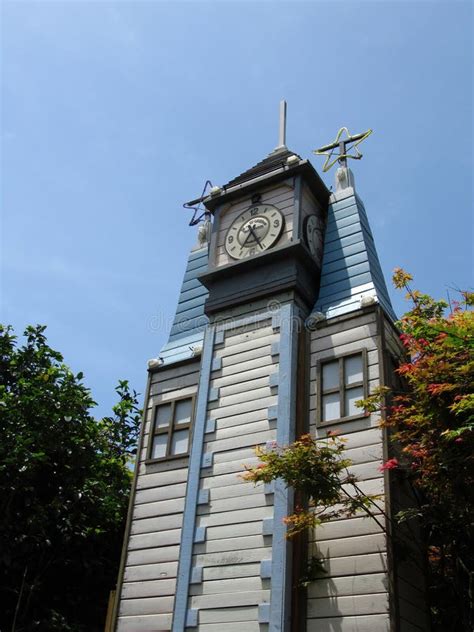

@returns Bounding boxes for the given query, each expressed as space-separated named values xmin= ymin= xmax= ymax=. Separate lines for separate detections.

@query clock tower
xmin=199 ymin=143 xmax=329 ymax=315
xmin=111 ymin=108 xmax=429 ymax=632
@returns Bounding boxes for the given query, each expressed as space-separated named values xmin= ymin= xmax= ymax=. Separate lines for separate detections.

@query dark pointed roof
xmin=223 ymin=146 xmax=301 ymax=188
xmin=202 ymin=145 xmax=329 ymax=212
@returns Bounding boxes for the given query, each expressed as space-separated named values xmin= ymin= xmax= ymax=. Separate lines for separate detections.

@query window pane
xmin=322 ymin=361 xmax=339 ymax=391
xmin=155 ymin=403 xmax=172 ymax=428
xmin=175 ymin=399 xmax=192 ymax=426
xmin=171 ymin=429 xmax=189 ymax=455
xmin=345 ymin=386 xmax=364 ymax=417
xmin=345 ymin=354 xmax=363 ymax=385
xmin=151 ymin=434 xmax=168 ymax=459
xmin=322 ymin=392 xmax=340 ymax=422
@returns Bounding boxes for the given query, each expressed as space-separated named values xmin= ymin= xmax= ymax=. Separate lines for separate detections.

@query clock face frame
xmin=224 ymin=204 xmax=285 ymax=260
xmin=305 ymin=214 xmax=324 ymax=261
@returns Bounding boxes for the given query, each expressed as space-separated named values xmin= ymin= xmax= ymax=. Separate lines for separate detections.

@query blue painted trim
xmin=194 ymin=526 xmax=206 ymax=543
xmin=161 ymin=331 xmax=204 ymax=351
xmin=201 ymin=452 xmax=214 ymax=468
xmin=174 ymin=295 xmax=208 ymax=315
xmin=182 ymin=261 xmax=208 ymax=282
xmin=197 ymin=488 xmax=210 ymax=505
xmin=269 ymin=302 xmax=298 ymax=632
xmin=172 ymin=305 xmax=207 ymax=324
xmin=214 ymin=330 xmax=225 ymax=345
xmin=259 ymin=604 xmax=271 ymax=624
xmin=322 ymin=249 xmax=367 ymax=276
xmin=171 ymin=325 xmax=215 ymax=632
xmin=190 ymin=566 xmax=203 ymax=585
xmin=268 ymin=405 xmax=278 ymax=421
xmin=205 ymin=418 xmax=216 ymax=434
xmin=271 ymin=313 xmax=281 ymax=330
xmin=264 ymin=481 xmax=275 ymax=495
xmin=211 ymin=356 xmax=222 ymax=371
xmin=269 ymin=372 xmax=279 ymax=388
xmin=179 ymin=276 xmax=205 ymax=293
xmin=319 ymin=260 xmax=370 ymax=285
xmin=208 ymin=387 xmax=219 ymax=402
xmin=168 ymin=321 xmax=207 ymax=340
xmin=314 ymin=191 xmax=396 ymax=322
xmin=185 ymin=608 xmax=198 ymax=627
xmin=260 ymin=559 xmax=272 ymax=579
xmin=262 ymin=517 xmax=274 ymax=536
xmin=271 ymin=341 xmax=280 ymax=356
xmin=178 ymin=284 xmax=209 ymax=303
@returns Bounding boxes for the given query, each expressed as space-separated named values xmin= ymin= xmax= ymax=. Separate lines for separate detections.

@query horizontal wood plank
xmin=128 ymin=528 xmax=182 ymax=550
xmin=126 ymin=545 xmax=180 ymax=567
xmin=202 ymin=563 xmax=261 ymax=582
xmin=314 ymin=514 xmax=385 ymax=542
xmin=306 ymin=614 xmax=390 ymax=632
xmin=313 ymin=533 xmax=387 ymax=559
xmin=194 ymin=534 xmax=270 ymax=555
xmin=134 ymin=482 xmax=187 ymax=505
xmin=119 ymin=595 xmax=174 ymax=616
xmin=197 ymin=506 xmax=273 ymax=528
xmin=189 ymin=576 xmax=264 ymax=596
xmin=199 ymin=605 xmax=258 ymax=624
xmin=123 ymin=561 xmax=178 ymax=582
xmin=131 ymin=514 xmax=182 ymax=534
xmin=121 ymin=578 xmax=176 ymax=599
xmin=116 ymin=613 xmax=172 ymax=632
xmin=190 ymin=589 xmax=270 ymax=609
xmin=194 ymin=546 xmax=272 ymax=567
xmin=313 ymin=552 xmax=388 ymax=578
xmin=307 ymin=592 xmax=389 ymax=618
xmin=308 ymin=572 xmax=388 ymax=598
xmin=133 ymin=497 xmax=185 ymax=520
xmin=136 ymin=468 xmax=189 ymax=490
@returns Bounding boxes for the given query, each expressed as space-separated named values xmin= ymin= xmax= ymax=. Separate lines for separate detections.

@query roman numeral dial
xmin=304 ymin=214 xmax=325 ymax=261
xmin=225 ymin=204 xmax=285 ymax=260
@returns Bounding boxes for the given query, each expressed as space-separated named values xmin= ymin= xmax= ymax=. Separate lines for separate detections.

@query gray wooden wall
xmin=308 ymin=309 xmax=391 ymax=632
xmin=115 ymin=361 xmax=201 ymax=632
xmin=185 ymin=314 xmax=279 ymax=631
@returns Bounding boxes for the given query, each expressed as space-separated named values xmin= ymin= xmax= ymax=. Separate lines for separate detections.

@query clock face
xmin=224 ymin=204 xmax=284 ymax=260
xmin=305 ymin=214 xmax=324 ymax=261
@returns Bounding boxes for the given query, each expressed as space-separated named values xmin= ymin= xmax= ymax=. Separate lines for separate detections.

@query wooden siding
xmin=182 ymin=316 xmax=278 ymax=628
xmin=313 ymin=188 xmax=397 ymax=321
xmin=213 ymin=181 xmax=295 ymax=268
xmin=307 ymin=308 xmax=391 ymax=631
xmin=115 ymin=362 xmax=201 ymax=632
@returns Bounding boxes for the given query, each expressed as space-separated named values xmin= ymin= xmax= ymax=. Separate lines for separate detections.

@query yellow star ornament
xmin=313 ymin=127 xmax=373 ymax=173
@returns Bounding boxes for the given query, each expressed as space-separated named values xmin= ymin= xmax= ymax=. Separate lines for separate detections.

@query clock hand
xmin=249 ymin=225 xmax=264 ymax=250
xmin=242 ymin=228 xmax=254 ymax=247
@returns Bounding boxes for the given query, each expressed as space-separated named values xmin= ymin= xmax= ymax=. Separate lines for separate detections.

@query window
xmin=318 ymin=351 xmax=367 ymax=424
xmin=148 ymin=396 xmax=195 ymax=461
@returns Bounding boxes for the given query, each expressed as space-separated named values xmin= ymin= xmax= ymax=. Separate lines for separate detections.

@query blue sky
xmin=2 ymin=1 xmax=472 ymax=417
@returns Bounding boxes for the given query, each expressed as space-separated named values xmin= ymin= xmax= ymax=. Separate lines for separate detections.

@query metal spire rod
xmin=277 ymin=100 xmax=287 ymax=149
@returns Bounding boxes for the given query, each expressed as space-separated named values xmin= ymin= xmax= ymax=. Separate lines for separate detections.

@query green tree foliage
xmin=242 ymin=434 xmax=382 ymax=538
xmin=378 ymin=270 xmax=474 ymax=630
xmin=0 ymin=325 xmax=141 ymax=632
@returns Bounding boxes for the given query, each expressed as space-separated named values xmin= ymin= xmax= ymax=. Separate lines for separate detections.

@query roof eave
xmin=203 ymin=160 xmax=330 ymax=212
